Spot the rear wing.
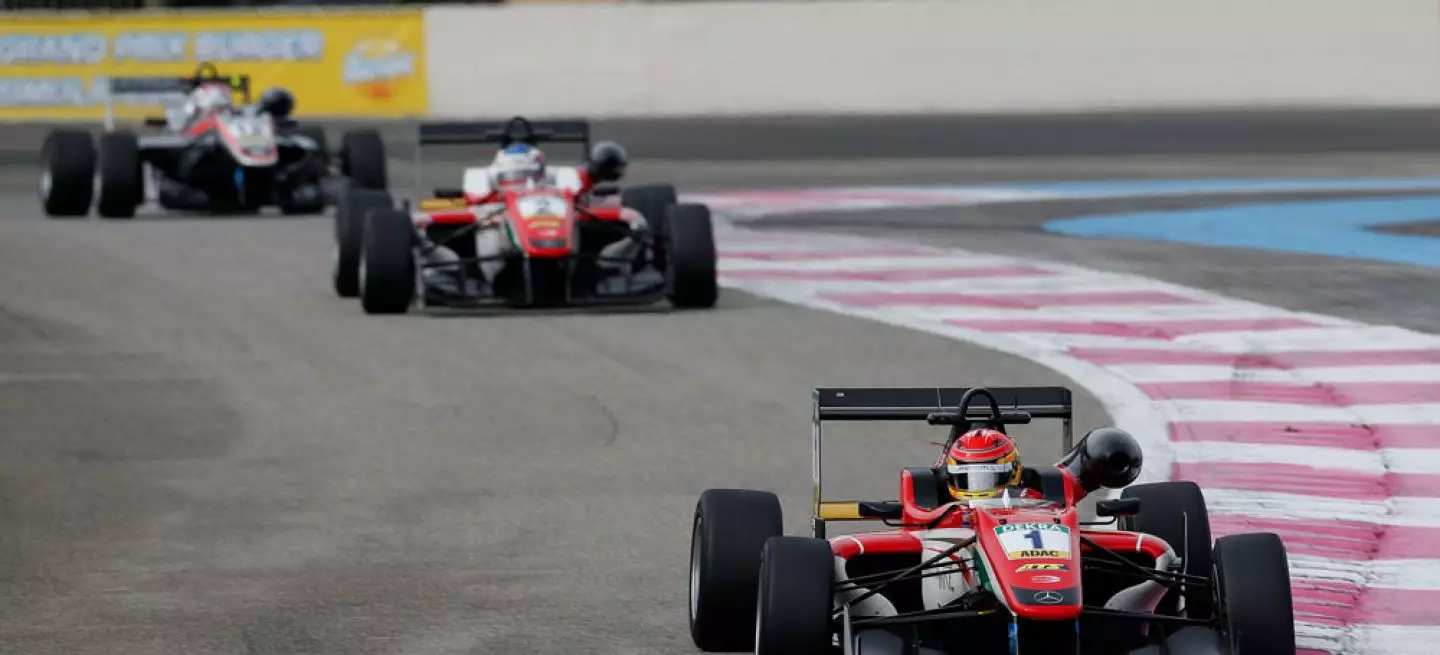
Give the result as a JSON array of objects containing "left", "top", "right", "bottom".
[
  {"left": 409, "top": 115, "right": 593, "bottom": 200},
  {"left": 810, "top": 386, "right": 1073, "bottom": 537},
  {"left": 102, "top": 69, "right": 251, "bottom": 130},
  {"left": 417, "top": 117, "right": 591, "bottom": 150}
]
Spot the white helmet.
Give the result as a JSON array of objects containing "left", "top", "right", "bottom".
[
  {"left": 491, "top": 143, "right": 546, "bottom": 184},
  {"left": 188, "top": 83, "right": 231, "bottom": 113}
]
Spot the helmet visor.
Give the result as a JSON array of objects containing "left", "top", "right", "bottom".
[
  {"left": 496, "top": 165, "right": 541, "bottom": 183},
  {"left": 946, "top": 460, "right": 1019, "bottom": 493}
]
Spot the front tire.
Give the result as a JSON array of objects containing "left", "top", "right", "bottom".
[
  {"left": 40, "top": 129, "right": 95, "bottom": 217},
  {"left": 621, "top": 183, "right": 676, "bottom": 268},
  {"left": 359, "top": 207, "right": 415, "bottom": 314},
  {"left": 1120, "top": 481, "right": 1214, "bottom": 618},
  {"left": 755, "top": 536, "right": 834, "bottom": 655},
  {"left": 96, "top": 131, "right": 141, "bottom": 219},
  {"left": 340, "top": 129, "right": 387, "bottom": 190},
  {"left": 666, "top": 203, "right": 718, "bottom": 308},
  {"left": 689, "top": 489, "right": 783, "bottom": 652},
  {"left": 1214, "top": 533, "right": 1295, "bottom": 654},
  {"left": 334, "top": 189, "right": 393, "bottom": 297}
]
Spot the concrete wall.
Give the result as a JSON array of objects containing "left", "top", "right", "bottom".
[{"left": 424, "top": 0, "right": 1440, "bottom": 118}]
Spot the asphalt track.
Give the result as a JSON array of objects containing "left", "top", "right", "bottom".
[{"left": 0, "top": 116, "right": 1435, "bottom": 654}]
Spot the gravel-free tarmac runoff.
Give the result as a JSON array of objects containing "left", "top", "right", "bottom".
[{"left": 1, "top": 113, "right": 1438, "bottom": 654}]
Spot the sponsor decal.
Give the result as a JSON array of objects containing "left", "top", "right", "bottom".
[
  {"left": 0, "top": 33, "right": 106, "bottom": 64},
  {"left": 1010, "top": 548, "right": 1065, "bottom": 560},
  {"left": 113, "top": 32, "right": 188, "bottom": 63},
  {"left": 516, "top": 195, "right": 568, "bottom": 219},
  {"left": 1031, "top": 575, "right": 1062, "bottom": 584},
  {"left": 194, "top": 29, "right": 324, "bottom": 62},
  {"left": 996, "top": 522, "right": 1072, "bottom": 560},
  {"left": 342, "top": 38, "right": 415, "bottom": 100},
  {"left": 1013, "top": 585, "right": 1079, "bottom": 606},
  {"left": 1016, "top": 563, "right": 1068, "bottom": 572},
  {"left": 1033, "top": 590, "right": 1064, "bottom": 605}
]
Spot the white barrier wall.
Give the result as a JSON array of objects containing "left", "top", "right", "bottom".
[{"left": 424, "top": 0, "right": 1440, "bottom": 118}]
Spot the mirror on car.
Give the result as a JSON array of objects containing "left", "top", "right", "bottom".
[
  {"left": 590, "top": 184, "right": 620, "bottom": 197},
  {"left": 1095, "top": 498, "right": 1141, "bottom": 517},
  {"left": 433, "top": 187, "right": 464, "bottom": 199}
]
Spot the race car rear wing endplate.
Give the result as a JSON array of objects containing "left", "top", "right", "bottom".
[{"left": 809, "top": 386, "right": 1073, "bottom": 538}]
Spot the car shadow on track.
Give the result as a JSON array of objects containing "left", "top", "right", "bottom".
[
  {"left": 41, "top": 214, "right": 331, "bottom": 224},
  {"left": 411, "top": 304, "right": 686, "bottom": 319}
]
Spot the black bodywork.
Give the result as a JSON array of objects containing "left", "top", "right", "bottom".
[{"left": 114, "top": 66, "right": 331, "bottom": 213}]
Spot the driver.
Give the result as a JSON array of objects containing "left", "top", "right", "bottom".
[
  {"left": 184, "top": 82, "right": 232, "bottom": 117},
  {"left": 943, "top": 428, "right": 1030, "bottom": 501},
  {"left": 490, "top": 143, "right": 548, "bottom": 188}
]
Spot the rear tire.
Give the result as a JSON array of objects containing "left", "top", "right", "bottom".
[
  {"left": 40, "top": 129, "right": 95, "bottom": 217},
  {"left": 755, "top": 536, "right": 834, "bottom": 655},
  {"left": 1214, "top": 533, "right": 1295, "bottom": 654},
  {"left": 359, "top": 207, "right": 415, "bottom": 314},
  {"left": 689, "top": 489, "right": 783, "bottom": 652},
  {"left": 334, "top": 189, "right": 393, "bottom": 297},
  {"left": 1120, "top": 481, "right": 1214, "bottom": 618},
  {"left": 666, "top": 203, "right": 718, "bottom": 308},
  {"left": 340, "top": 129, "right": 387, "bottom": 190},
  {"left": 96, "top": 131, "right": 141, "bottom": 219}
]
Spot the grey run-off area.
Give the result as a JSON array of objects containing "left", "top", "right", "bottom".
[{"left": 0, "top": 110, "right": 1436, "bottom": 653}]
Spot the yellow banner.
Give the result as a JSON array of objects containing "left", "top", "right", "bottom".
[{"left": 0, "top": 9, "right": 427, "bottom": 119}]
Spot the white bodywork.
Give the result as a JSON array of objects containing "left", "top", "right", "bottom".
[
  {"left": 462, "top": 164, "right": 584, "bottom": 198},
  {"left": 422, "top": 163, "right": 647, "bottom": 282},
  {"left": 920, "top": 529, "right": 981, "bottom": 610}
]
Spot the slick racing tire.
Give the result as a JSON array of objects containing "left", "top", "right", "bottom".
[
  {"left": 755, "top": 536, "right": 834, "bottom": 655},
  {"left": 40, "top": 129, "right": 95, "bottom": 218},
  {"left": 1214, "top": 533, "right": 1295, "bottom": 654},
  {"left": 621, "top": 183, "right": 676, "bottom": 268},
  {"left": 665, "top": 203, "right": 719, "bottom": 309},
  {"left": 335, "top": 189, "right": 394, "bottom": 297},
  {"left": 359, "top": 207, "right": 415, "bottom": 314},
  {"left": 340, "top": 129, "right": 387, "bottom": 190},
  {"left": 689, "top": 489, "right": 783, "bottom": 652},
  {"left": 1119, "top": 481, "right": 1214, "bottom": 618},
  {"left": 96, "top": 131, "right": 142, "bottom": 219}
]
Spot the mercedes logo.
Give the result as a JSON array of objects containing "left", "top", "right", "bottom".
[{"left": 1033, "top": 590, "right": 1064, "bottom": 605}]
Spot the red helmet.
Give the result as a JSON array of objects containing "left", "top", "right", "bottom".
[{"left": 944, "top": 428, "right": 1022, "bottom": 500}]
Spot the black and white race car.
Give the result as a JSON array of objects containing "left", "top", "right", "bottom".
[{"left": 39, "top": 62, "right": 388, "bottom": 219}]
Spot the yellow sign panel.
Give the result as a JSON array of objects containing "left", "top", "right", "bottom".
[{"left": 0, "top": 10, "right": 426, "bottom": 119}]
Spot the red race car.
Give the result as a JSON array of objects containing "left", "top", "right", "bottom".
[
  {"left": 331, "top": 116, "right": 717, "bottom": 314},
  {"left": 688, "top": 386, "right": 1296, "bottom": 655}
]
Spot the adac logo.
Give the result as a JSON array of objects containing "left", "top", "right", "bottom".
[{"left": 342, "top": 38, "right": 416, "bottom": 100}]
